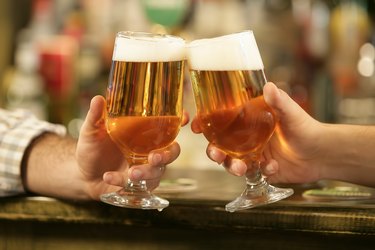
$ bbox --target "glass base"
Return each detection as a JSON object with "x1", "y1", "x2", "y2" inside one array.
[
  {"x1": 100, "y1": 186, "x2": 169, "y2": 211},
  {"x1": 225, "y1": 182, "x2": 294, "y2": 212}
]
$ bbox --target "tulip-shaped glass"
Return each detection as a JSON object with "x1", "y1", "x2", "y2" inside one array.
[
  {"x1": 186, "y1": 31, "x2": 293, "y2": 212},
  {"x1": 100, "y1": 31, "x2": 185, "y2": 210}
]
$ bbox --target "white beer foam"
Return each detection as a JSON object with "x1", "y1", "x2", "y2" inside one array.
[
  {"x1": 187, "y1": 31, "x2": 264, "y2": 70},
  {"x1": 113, "y1": 32, "x2": 185, "y2": 62}
]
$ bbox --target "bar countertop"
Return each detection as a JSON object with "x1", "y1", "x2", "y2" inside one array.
[{"x1": 1, "y1": 169, "x2": 375, "y2": 249}]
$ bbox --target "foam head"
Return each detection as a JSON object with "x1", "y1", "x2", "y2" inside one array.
[
  {"x1": 187, "y1": 31, "x2": 264, "y2": 71},
  {"x1": 113, "y1": 31, "x2": 186, "y2": 62}
]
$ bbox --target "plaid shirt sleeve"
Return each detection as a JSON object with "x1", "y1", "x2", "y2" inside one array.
[{"x1": 0, "y1": 109, "x2": 66, "y2": 197}]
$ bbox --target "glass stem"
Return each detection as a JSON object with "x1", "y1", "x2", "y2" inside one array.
[
  {"x1": 126, "y1": 179, "x2": 148, "y2": 193},
  {"x1": 245, "y1": 161, "x2": 267, "y2": 188},
  {"x1": 126, "y1": 157, "x2": 150, "y2": 193}
]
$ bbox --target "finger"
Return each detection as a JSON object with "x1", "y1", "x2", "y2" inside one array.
[
  {"x1": 222, "y1": 158, "x2": 247, "y2": 176},
  {"x1": 263, "y1": 172, "x2": 281, "y2": 185},
  {"x1": 146, "y1": 179, "x2": 161, "y2": 191},
  {"x1": 83, "y1": 95, "x2": 106, "y2": 130},
  {"x1": 206, "y1": 145, "x2": 247, "y2": 176},
  {"x1": 263, "y1": 82, "x2": 309, "y2": 125},
  {"x1": 104, "y1": 164, "x2": 166, "y2": 185},
  {"x1": 191, "y1": 117, "x2": 202, "y2": 133},
  {"x1": 103, "y1": 171, "x2": 126, "y2": 187},
  {"x1": 79, "y1": 95, "x2": 108, "y2": 144},
  {"x1": 263, "y1": 82, "x2": 280, "y2": 108},
  {"x1": 182, "y1": 110, "x2": 190, "y2": 126},
  {"x1": 206, "y1": 144, "x2": 226, "y2": 164},
  {"x1": 260, "y1": 159, "x2": 279, "y2": 177},
  {"x1": 148, "y1": 142, "x2": 180, "y2": 165},
  {"x1": 129, "y1": 164, "x2": 166, "y2": 181}
]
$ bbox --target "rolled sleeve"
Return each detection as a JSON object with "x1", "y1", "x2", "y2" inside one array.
[{"x1": 0, "y1": 109, "x2": 66, "y2": 196}]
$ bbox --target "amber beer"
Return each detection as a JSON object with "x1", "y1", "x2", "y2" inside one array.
[
  {"x1": 191, "y1": 70, "x2": 276, "y2": 159},
  {"x1": 106, "y1": 33, "x2": 185, "y2": 160},
  {"x1": 187, "y1": 31, "x2": 275, "y2": 160},
  {"x1": 106, "y1": 60, "x2": 184, "y2": 157}
]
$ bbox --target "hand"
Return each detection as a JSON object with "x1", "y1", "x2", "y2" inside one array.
[
  {"x1": 192, "y1": 82, "x2": 325, "y2": 185},
  {"x1": 76, "y1": 96, "x2": 188, "y2": 200}
]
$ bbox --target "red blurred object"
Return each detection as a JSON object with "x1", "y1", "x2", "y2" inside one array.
[
  {"x1": 38, "y1": 35, "x2": 78, "y2": 123},
  {"x1": 38, "y1": 35, "x2": 78, "y2": 100}
]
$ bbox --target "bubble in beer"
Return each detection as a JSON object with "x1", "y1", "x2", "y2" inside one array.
[
  {"x1": 113, "y1": 31, "x2": 186, "y2": 62},
  {"x1": 187, "y1": 31, "x2": 264, "y2": 71}
]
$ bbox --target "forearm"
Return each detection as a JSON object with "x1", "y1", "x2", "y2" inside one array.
[
  {"x1": 22, "y1": 133, "x2": 91, "y2": 200},
  {"x1": 320, "y1": 124, "x2": 375, "y2": 187}
]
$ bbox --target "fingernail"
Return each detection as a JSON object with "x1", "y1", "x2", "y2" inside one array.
[
  {"x1": 208, "y1": 149, "x2": 224, "y2": 164},
  {"x1": 265, "y1": 164, "x2": 275, "y2": 174},
  {"x1": 103, "y1": 173, "x2": 112, "y2": 182},
  {"x1": 131, "y1": 169, "x2": 143, "y2": 180},
  {"x1": 232, "y1": 162, "x2": 243, "y2": 176},
  {"x1": 152, "y1": 153, "x2": 163, "y2": 164}
]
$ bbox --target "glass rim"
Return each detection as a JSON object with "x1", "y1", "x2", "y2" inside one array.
[{"x1": 116, "y1": 31, "x2": 185, "y2": 43}]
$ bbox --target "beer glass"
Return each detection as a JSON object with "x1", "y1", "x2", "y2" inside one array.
[
  {"x1": 186, "y1": 31, "x2": 293, "y2": 212},
  {"x1": 100, "y1": 31, "x2": 185, "y2": 210}
]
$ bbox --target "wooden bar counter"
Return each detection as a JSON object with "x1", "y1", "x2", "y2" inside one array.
[{"x1": 1, "y1": 169, "x2": 375, "y2": 249}]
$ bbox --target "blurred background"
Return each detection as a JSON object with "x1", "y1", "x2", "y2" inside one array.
[{"x1": 0, "y1": 0, "x2": 374, "y2": 169}]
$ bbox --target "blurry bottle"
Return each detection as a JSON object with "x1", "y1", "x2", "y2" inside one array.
[
  {"x1": 329, "y1": 1, "x2": 371, "y2": 96},
  {"x1": 290, "y1": 0, "x2": 332, "y2": 118},
  {"x1": 6, "y1": 43, "x2": 47, "y2": 120},
  {"x1": 141, "y1": 0, "x2": 193, "y2": 34},
  {"x1": 38, "y1": 35, "x2": 78, "y2": 125},
  {"x1": 29, "y1": 0, "x2": 56, "y2": 40},
  {"x1": 306, "y1": 0, "x2": 335, "y2": 122}
]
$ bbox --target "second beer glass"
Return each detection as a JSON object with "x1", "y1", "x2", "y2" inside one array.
[
  {"x1": 187, "y1": 31, "x2": 293, "y2": 212},
  {"x1": 100, "y1": 31, "x2": 185, "y2": 210}
]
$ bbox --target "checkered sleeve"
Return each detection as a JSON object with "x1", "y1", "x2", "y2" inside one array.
[{"x1": 0, "y1": 109, "x2": 66, "y2": 197}]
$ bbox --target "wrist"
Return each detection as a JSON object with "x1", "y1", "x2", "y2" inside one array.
[
  {"x1": 314, "y1": 123, "x2": 335, "y2": 181},
  {"x1": 317, "y1": 123, "x2": 361, "y2": 182},
  {"x1": 23, "y1": 133, "x2": 91, "y2": 200}
]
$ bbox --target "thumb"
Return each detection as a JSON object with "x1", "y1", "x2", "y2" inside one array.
[
  {"x1": 263, "y1": 82, "x2": 309, "y2": 125},
  {"x1": 76, "y1": 95, "x2": 110, "y2": 162},
  {"x1": 80, "y1": 95, "x2": 107, "y2": 135}
]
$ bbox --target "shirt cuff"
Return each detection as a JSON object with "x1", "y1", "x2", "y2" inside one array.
[{"x1": 0, "y1": 109, "x2": 66, "y2": 196}]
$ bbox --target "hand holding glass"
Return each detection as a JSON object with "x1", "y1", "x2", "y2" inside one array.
[
  {"x1": 187, "y1": 31, "x2": 293, "y2": 212},
  {"x1": 100, "y1": 31, "x2": 185, "y2": 210}
]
